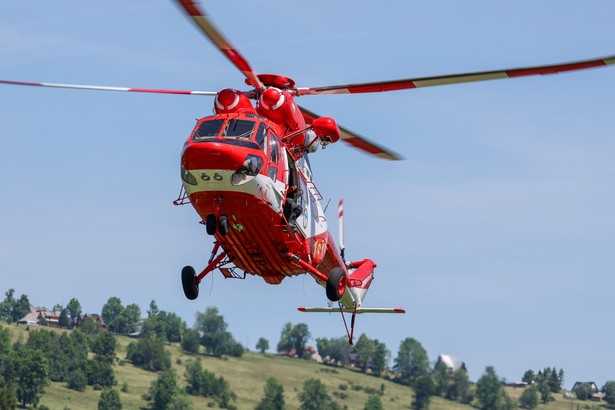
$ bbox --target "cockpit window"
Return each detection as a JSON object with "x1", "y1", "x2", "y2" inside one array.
[
  {"x1": 255, "y1": 123, "x2": 267, "y2": 150},
  {"x1": 223, "y1": 119, "x2": 255, "y2": 139},
  {"x1": 269, "y1": 131, "x2": 279, "y2": 163},
  {"x1": 193, "y1": 119, "x2": 224, "y2": 141}
]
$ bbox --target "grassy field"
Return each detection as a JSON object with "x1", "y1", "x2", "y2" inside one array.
[{"x1": 1, "y1": 323, "x2": 609, "y2": 410}]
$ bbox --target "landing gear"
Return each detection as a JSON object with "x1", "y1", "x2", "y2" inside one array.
[
  {"x1": 218, "y1": 214, "x2": 229, "y2": 235},
  {"x1": 181, "y1": 266, "x2": 199, "y2": 300},
  {"x1": 205, "y1": 214, "x2": 229, "y2": 236},
  {"x1": 205, "y1": 214, "x2": 216, "y2": 235},
  {"x1": 326, "y1": 267, "x2": 347, "y2": 302}
]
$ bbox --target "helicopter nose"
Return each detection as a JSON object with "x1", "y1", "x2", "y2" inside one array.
[{"x1": 181, "y1": 141, "x2": 249, "y2": 171}]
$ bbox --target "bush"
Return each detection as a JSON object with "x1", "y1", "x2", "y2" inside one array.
[
  {"x1": 67, "y1": 369, "x2": 87, "y2": 392},
  {"x1": 126, "y1": 337, "x2": 171, "y2": 371}
]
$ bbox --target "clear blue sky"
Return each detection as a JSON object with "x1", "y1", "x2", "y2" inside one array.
[{"x1": 1, "y1": 1, "x2": 614, "y2": 388}]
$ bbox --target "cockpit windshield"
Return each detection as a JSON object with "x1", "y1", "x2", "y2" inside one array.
[
  {"x1": 193, "y1": 119, "x2": 224, "y2": 141},
  {"x1": 223, "y1": 119, "x2": 255, "y2": 139},
  {"x1": 192, "y1": 118, "x2": 257, "y2": 142}
]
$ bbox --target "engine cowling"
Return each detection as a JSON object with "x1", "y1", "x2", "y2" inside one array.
[
  {"x1": 214, "y1": 88, "x2": 255, "y2": 114},
  {"x1": 312, "y1": 117, "x2": 341, "y2": 143}
]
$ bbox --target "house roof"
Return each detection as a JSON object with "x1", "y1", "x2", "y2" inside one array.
[{"x1": 436, "y1": 354, "x2": 465, "y2": 371}]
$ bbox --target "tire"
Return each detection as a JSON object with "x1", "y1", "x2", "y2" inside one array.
[
  {"x1": 181, "y1": 266, "x2": 199, "y2": 300},
  {"x1": 205, "y1": 214, "x2": 216, "y2": 235},
  {"x1": 326, "y1": 267, "x2": 347, "y2": 302},
  {"x1": 218, "y1": 214, "x2": 229, "y2": 236}
]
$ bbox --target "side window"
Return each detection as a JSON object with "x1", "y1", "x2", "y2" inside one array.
[
  {"x1": 256, "y1": 122, "x2": 267, "y2": 150},
  {"x1": 269, "y1": 131, "x2": 279, "y2": 163}
]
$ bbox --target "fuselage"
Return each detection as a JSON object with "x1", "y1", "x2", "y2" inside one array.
[{"x1": 180, "y1": 88, "x2": 345, "y2": 285}]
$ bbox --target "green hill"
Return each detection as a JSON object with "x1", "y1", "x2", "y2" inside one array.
[{"x1": 1, "y1": 323, "x2": 600, "y2": 410}]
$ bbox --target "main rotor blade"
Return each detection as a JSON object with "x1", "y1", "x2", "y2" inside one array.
[
  {"x1": 296, "y1": 55, "x2": 615, "y2": 95},
  {"x1": 175, "y1": 0, "x2": 265, "y2": 91},
  {"x1": 0, "y1": 79, "x2": 217, "y2": 96},
  {"x1": 299, "y1": 106, "x2": 403, "y2": 161}
]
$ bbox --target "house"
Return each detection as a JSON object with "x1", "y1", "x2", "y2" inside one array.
[
  {"x1": 18, "y1": 306, "x2": 61, "y2": 327},
  {"x1": 434, "y1": 354, "x2": 467, "y2": 372},
  {"x1": 571, "y1": 382, "x2": 599, "y2": 393},
  {"x1": 74, "y1": 313, "x2": 107, "y2": 330}
]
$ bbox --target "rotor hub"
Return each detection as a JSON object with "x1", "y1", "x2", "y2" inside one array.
[{"x1": 246, "y1": 74, "x2": 295, "y2": 90}]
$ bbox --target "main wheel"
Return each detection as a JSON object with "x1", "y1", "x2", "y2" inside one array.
[
  {"x1": 326, "y1": 267, "x2": 347, "y2": 302},
  {"x1": 218, "y1": 214, "x2": 229, "y2": 236},
  {"x1": 205, "y1": 214, "x2": 216, "y2": 235},
  {"x1": 181, "y1": 266, "x2": 199, "y2": 300}
]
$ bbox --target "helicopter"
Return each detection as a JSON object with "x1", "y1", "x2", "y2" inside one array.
[{"x1": 2, "y1": 1, "x2": 614, "y2": 344}]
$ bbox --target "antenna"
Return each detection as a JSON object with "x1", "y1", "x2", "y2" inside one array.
[{"x1": 338, "y1": 199, "x2": 345, "y2": 262}]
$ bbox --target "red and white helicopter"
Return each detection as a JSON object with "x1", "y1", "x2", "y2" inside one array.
[{"x1": 2, "y1": 1, "x2": 614, "y2": 343}]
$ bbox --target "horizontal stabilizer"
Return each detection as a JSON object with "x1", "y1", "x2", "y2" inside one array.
[{"x1": 298, "y1": 307, "x2": 405, "y2": 314}]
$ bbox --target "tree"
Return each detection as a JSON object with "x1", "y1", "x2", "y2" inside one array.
[
  {"x1": 476, "y1": 366, "x2": 501, "y2": 410},
  {"x1": 67, "y1": 368, "x2": 87, "y2": 392},
  {"x1": 195, "y1": 307, "x2": 240, "y2": 357},
  {"x1": 163, "y1": 311, "x2": 185, "y2": 343},
  {"x1": 67, "y1": 298, "x2": 82, "y2": 323},
  {"x1": 393, "y1": 337, "x2": 429, "y2": 386},
  {"x1": 101, "y1": 297, "x2": 125, "y2": 334},
  {"x1": 370, "y1": 340, "x2": 389, "y2": 375},
  {"x1": 184, "y1": 359, "x2": 207, "y2": 396},
  {"x1": 86, "y1": 359, "x2": 115, "y2": 388},
  {"x1": 0, "y1": 289, "x2": 29, "y2": 324},
  {"x1": 0, "y1": 288, "x2": 16, "y2": 323},
  {"x1": 0, "y1": 326, "x2": 11, "y2": 355},
  {"x1": 496, "y1": 389, "x2": 515, "y2": 410},
  {"x1": 183, "y1": 359, "x2": 235, "y2": 408},
  {"x1": 522, "y1": 370, "x2": 535, "y2": 384},
  {"x1": 355, "y1": 334, "x2": 375, "y2": 373},
  {"x1": 537, "y1": 377, "x2": 552, "y2": 403},
  {"x1": 431, "y1": 359, "x2": 450, "y2": 396},
  {"x1": 256, "y1": 377, "x2": 285, "y2": 410},
  {"x1": 12, "y1": 294, "x2": 31, "y2": 324},
  {"x1": 58, "y1": 309, "x2": 70, "y2": 328},
  {"x1": 298, "y1": 378, "x2": 339, "y2": 410},
  {"x1": 256, "y1": 337, "x2": 270, "y2": 354},
  {"x1": 120, "y1": 303, "x2": 141, "y2": 335},
  {"x1": 169, "y1": 393, "x2": 194, "y2": 410},
  {"x1": 547, "y1": 367, "x2": 562, "y2": 393},
  {"x1": 90, "y1": 332, "x2": 117, "y2": 364},
  {"x1": 446, "y1": 367, "x2": 471, "y2": 403},
  {"x1": 412, "y1": 375, "x2": 434, "y2": 410},
  {"x1": 79, "y1": 316, "x2": 101, "y2": 338},
  {"x1": 315, "y1": 337, "x2": 352, "y2": 366},
  {"x1": 277, "y1": 322, "x2": 311, "y2": 358},
  {"x1": 5, "y1": 344, "x2": 49, "y2": 407},
  {"x1": 126, "y1": 337, "x2": 171, "y2": 371},
  {"x1": 181, "y1": 328, "x2": 200, "y2": 355},
  {"x1": 364, "y1": 394, "x2": 384, "y2": 410},
  {"x1": 603, "y1": 381, "x2": 615, "y2": 405},
  {"x1": 0, "y1": 375, "x2": 17, "y2": 410},
  {"x1": 573, "y1": 382, "x2": 592, "y2": 400},
  {"x1": 98, "y1": 388, "x2": 122, "y2": 410},
  {"x1": 519, "y1": 386, "x2": 539, "y2": 410},
  {"x1": 148, "y1": 368, "x2": 179, "y2": 410}
]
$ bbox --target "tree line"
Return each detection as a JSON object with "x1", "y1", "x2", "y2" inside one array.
[{"x1": 3, "y1": 287, "x2": 615, "y2": 410}]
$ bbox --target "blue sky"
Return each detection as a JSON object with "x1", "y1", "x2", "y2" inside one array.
[{"x1": 1, "y1": 1, "x2": 614, "y2": 388}]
